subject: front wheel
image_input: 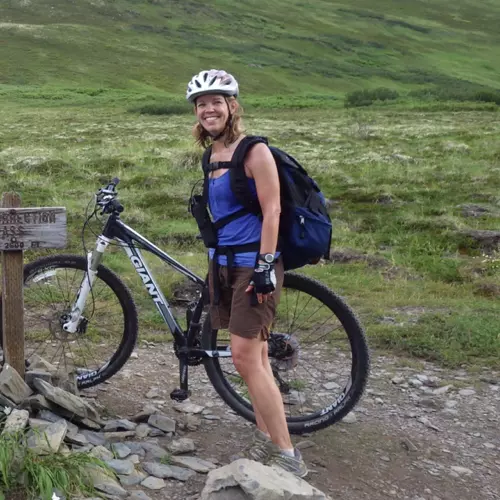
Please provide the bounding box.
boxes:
[0,254,138,388]
[202,272,370,434]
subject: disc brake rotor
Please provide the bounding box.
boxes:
[269,333,300,371]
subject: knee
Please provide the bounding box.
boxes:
[232,345,260,377]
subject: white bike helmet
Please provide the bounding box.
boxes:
[186,69,239,103]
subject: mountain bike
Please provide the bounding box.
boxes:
[0,178,369,434]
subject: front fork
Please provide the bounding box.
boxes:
[62,236,111,333]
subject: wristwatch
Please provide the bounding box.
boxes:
[258,253,275,264]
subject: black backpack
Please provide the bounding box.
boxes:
[190,135,332,271]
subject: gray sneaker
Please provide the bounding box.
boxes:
[230,429,276,463]
[269,448,309,478]
[229,429,278,464]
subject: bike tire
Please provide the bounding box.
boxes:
[0,254,138,388]
[202,271,370,434]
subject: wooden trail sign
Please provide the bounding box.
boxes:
[1,192,66,377]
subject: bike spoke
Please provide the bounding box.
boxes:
[21,263,127,380]
[208,273,367,427]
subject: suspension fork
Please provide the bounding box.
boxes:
[62,236,112,333]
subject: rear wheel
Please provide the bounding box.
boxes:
[0,254,138,388]
[203,272,370,434]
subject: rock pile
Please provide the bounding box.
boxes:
[0,358,332,500]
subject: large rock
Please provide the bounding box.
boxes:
[81,430,107,446]
[25,370,53,389]
[85,465,127,497]
[200,459,332,500]
[38,410,79,435]
[140,476,166,490]
[105,459,136,476]
[19,394,54,413]
[103,419,137,432]
[142,461,196,482]
[118,469,147,487]
[0,364,33,403]
[33,378,99,421]
[90,445,114,461]
[172,401,205,414]
[103,431,136,442]
[64,433,89,447]
[131,404,160,423]
[147,414,176,433]
[27,419,68,455]
[0,392,16,408]
[171,456,217,473]
[111,442,132,459]
[1,409,29,435]
[141,442,170,461]
[167,437,196,455]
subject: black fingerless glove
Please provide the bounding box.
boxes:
[249,262,277,295]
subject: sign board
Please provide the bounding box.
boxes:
[0,207,67,250]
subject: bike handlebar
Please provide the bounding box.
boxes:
[96,178,124,214]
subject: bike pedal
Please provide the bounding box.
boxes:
[170,388,191,402]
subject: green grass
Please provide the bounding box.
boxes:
[1,102,499,369]
[0,430,112,499]
[1,0,500,100]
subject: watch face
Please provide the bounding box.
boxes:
[263,253,274,263]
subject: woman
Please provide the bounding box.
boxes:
[186,69,308,478]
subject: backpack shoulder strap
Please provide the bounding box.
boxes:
[201,145,213,175]
[200,146,214,206]
[231,135,269,168]
[229,136,269,214]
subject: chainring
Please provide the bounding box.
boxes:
[174,337,204,366]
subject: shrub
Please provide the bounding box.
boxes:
[129,102,190,115]
[344,87,399,107]
[408,85,500,105]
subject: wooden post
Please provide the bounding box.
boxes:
[1,195,66,379]
[1,193,24,377]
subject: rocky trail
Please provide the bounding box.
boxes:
[87,343,499,500]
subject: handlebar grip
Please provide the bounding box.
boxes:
[106,178,120,191]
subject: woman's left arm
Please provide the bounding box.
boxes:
[245,143,281,257]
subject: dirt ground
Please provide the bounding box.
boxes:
[92,344,500,500]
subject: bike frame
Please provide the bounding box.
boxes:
[64,211,231,399]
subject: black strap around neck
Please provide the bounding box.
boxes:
[206,161,233,172]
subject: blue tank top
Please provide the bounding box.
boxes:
[208,171,261,267]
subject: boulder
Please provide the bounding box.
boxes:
[1,409,29,435]
[27,419,68,455]
[200,459,332,500]
[0,364,33,404]
[33,378,99,421]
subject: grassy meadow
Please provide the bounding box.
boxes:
[1,0,500,370]
[1,0,500,96]
[1,97,499,369]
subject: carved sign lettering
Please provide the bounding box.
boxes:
[0,207,67,250]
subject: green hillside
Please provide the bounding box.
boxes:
[1,0,500,97]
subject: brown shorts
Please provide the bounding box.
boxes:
[208,258,284,340]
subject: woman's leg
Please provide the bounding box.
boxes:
[246,341,275,436]
[231,333,292,450]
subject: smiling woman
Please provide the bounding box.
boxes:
[187,69,244,148]
[185,68,308,477]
